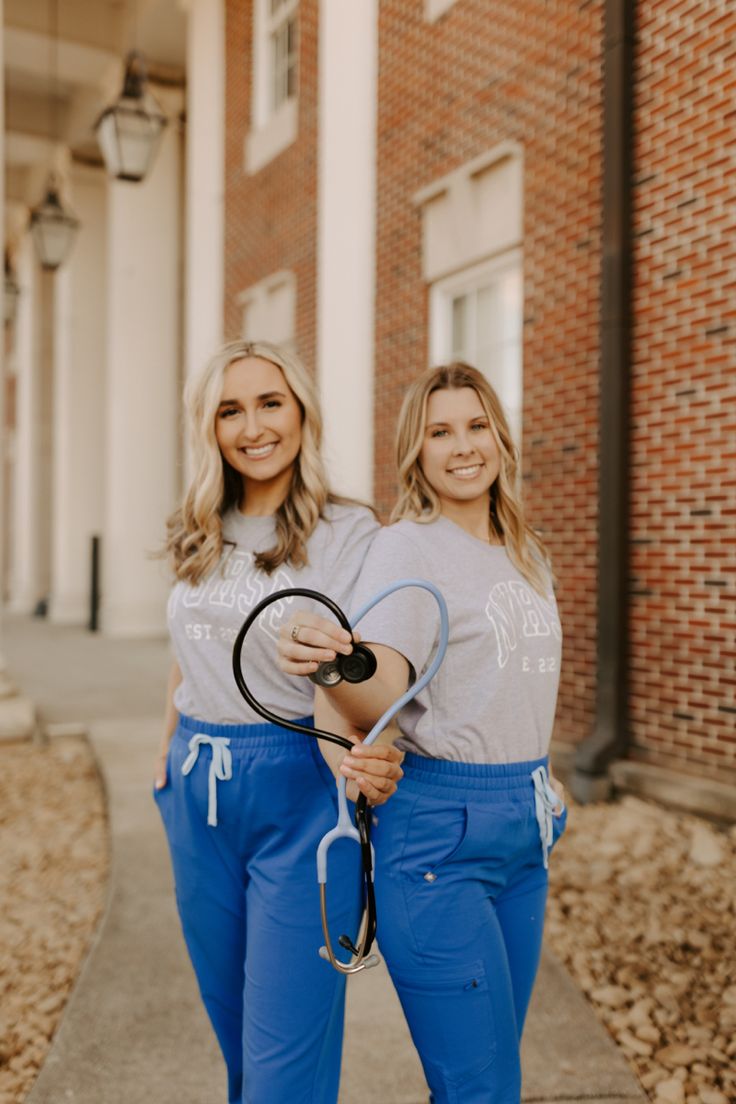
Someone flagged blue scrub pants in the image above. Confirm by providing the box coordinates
[154,714,360,1104]
[372,754,567,1104]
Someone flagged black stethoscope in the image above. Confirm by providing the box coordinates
[232,580,449,974]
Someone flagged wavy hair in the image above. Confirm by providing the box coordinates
[391,362,551,594]
[165,340,332,583]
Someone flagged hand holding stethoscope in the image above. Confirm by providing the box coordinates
[278,614,403,805]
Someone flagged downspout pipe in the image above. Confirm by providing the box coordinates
[571,0,634,802]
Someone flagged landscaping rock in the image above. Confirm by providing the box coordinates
[547,795,735,1104]
[0,736,108,1101]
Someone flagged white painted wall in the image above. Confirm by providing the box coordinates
[49,165,107,624]
[102,120,182,637]
[317,0,377,502]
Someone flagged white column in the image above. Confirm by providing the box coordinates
[8,239,51,614]
[185,0,225,381]
[0,0,6,685]
[102,114,182,637]
[317,0,377,501]
[49,165,107,624]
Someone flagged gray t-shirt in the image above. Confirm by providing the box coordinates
[350,516,562,763]
[169,503,379,724]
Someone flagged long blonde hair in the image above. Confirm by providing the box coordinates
[165,340,331,583]
[391,362,551,594]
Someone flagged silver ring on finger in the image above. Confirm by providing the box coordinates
[291,624,301,642]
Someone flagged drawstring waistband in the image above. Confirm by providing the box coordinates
[531,764,563,869]
[181,733,233,827]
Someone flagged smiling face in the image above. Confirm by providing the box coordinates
[215,356,303,510]
[419,386,501,515]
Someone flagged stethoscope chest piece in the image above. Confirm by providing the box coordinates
[309,642,378,688]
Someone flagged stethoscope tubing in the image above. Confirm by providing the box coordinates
[231,579,449,973]
[318,577,450,877]
[232,587,359,753]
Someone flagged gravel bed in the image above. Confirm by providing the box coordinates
[547,794,736,1104]
[0,736,109,1104]
[1,739,734,1104]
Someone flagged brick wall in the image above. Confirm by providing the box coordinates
[224,0,319,371]
[221,0,735,783]
[374,0,604,748]
[628,0,736,782]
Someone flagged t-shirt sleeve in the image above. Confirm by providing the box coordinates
[322,505,380,611]
[349,526,439,677]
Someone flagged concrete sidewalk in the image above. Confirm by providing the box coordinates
[4,614,645,1104]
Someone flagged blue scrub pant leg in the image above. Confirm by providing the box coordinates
[154,716,359,1104]
[381,874,548,1104]
[373,754,565,1104]
[495,880,548,1040]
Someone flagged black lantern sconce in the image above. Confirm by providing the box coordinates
[29,0,81,272]
[94,51,168,183]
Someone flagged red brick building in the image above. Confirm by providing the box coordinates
[223,0,735,812]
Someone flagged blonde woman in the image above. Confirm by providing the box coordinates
[154,340,403,1104]
[279,362,566,1103]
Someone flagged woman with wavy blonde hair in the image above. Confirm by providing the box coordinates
[279,361,566,1103]
[153,339,402,1104]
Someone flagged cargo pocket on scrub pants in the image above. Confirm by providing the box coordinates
[390,960,496,1091]
[397,800,472,957]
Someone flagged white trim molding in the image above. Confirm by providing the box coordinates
[425,0,458,23]
[237,269,296,346]
[414,141,523,282]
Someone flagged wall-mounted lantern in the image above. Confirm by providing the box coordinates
[94,51,168,183]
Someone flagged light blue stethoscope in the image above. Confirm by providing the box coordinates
[232,580,449,974]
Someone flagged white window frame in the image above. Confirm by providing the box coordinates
[246,0,299,174]
[429,250,524,445]
[237,270,296,348]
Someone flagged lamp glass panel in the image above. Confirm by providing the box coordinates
[96,111,122,176]
[96,97,166,181]
[31,217,75,270]
[116,111,163,179]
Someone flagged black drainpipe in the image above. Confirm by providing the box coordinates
[571,0,634,802]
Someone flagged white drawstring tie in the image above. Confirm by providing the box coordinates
[181,734,232,827]
[531,765,564,870]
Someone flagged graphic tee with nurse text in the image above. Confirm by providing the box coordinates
[350,516,562,764]
[169,503,378,725]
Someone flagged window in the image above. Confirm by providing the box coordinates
[269,0,298,112]
[430,252,523,445]
[416,143,524,443]
[246,0,299,174]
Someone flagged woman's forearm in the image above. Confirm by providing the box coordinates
[313,689,405,805]
[320,643,411,732]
